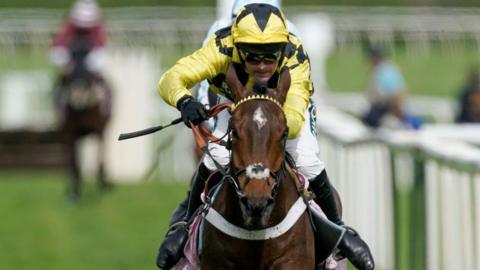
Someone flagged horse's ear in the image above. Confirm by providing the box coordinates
[275,67,291,105]
[225,63,248,101]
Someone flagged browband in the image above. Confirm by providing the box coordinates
[231,94,283,112]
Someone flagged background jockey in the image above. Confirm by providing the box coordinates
[49,0,107,84]
[156,4,374,270]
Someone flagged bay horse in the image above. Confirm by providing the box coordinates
[199,66,318,269]
[54,36,112,201]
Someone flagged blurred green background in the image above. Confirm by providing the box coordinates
[327,43,480,96]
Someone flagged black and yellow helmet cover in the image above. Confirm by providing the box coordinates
[232,3,289,46]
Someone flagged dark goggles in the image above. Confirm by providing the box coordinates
[239,49,282,65]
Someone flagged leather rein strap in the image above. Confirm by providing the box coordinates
[190,102,233,177]
[190,102,232,149]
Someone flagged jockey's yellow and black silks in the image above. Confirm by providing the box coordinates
[158,28,313,139]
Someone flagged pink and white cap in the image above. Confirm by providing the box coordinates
[70,0,100,28]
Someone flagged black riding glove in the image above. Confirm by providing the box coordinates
[177,96,208,127]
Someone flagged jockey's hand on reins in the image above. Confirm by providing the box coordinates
[177,96,208,128]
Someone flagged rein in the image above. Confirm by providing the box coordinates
[190,102,232,150]
[190,102,232,179]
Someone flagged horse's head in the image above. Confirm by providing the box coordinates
[226,64,291,229]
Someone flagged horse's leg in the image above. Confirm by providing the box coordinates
[66,136,81,201]
[96,131,112,192]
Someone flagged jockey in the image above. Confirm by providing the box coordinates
[156,4,374,270]
[49,0,107,81]
[197,0,299,131]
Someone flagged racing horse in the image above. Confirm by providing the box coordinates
[199,65,343,269]
[54,35,112,201]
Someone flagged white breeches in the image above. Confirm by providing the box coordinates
[202,96,325,180]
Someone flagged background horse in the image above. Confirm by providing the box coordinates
[200,66,316,269]
[54,35,112,201]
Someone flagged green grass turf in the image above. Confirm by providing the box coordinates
[0,47,52,71]
[0,170,188,270]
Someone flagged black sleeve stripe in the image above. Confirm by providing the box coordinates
[214,27,234,57]
[214,26,231,39]
[296,45,308,64]
[284,41,296,58]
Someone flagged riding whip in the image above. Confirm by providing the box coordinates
[118,102,232,141]
[118,117,182,140]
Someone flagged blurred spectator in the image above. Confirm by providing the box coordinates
[456,67,480,123]
[49,0,107,82]
[362,44,421,129]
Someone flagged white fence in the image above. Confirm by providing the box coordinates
[4,6,480,49]
[317,106,480,270]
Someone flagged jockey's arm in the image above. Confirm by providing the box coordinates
[283,41,314,139]
[158,37,226,108]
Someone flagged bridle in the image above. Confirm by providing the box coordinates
[198,95,314,242]
[194,94,288,200]
[230,94,289,198]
